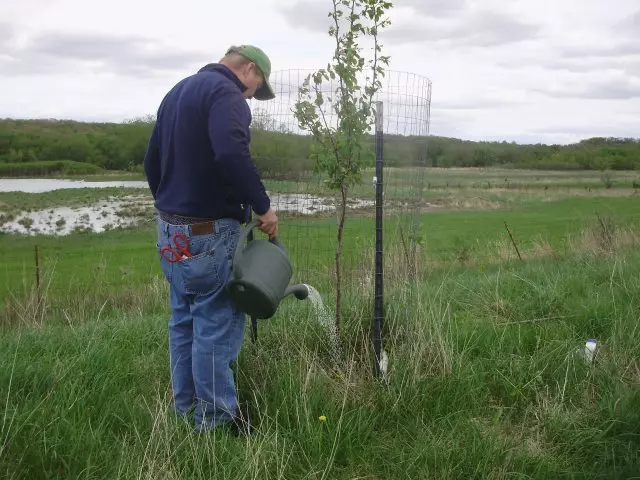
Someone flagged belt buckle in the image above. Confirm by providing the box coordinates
[191,222,215,236]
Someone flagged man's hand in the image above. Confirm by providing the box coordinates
[257,208,278,238]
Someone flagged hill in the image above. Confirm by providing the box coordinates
[1,118,639,179]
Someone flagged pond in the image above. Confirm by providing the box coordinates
[0,178,375,236]
[0,179,149,193]
[0,195,154,236]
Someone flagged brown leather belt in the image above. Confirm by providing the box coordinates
[190,222,215,235]
[157,210,216,235]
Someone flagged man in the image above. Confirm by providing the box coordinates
[143,45,278,435]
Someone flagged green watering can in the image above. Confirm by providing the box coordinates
[227,220,309,319]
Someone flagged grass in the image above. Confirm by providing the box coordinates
[258,168,640,216]
[1,169,640,478]
[79,172,146,182]
[92,167,640,193]
[2,194,640,323]
[1,248,639,478]
[0,160,104,177]
[1,169,146,182]
[263,167,640,199]
[0,188,149,214]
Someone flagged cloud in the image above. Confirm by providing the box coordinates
[383,11,539,47]
[280,0,470,28]
[532,122,640,140]
[504,56,638,75]
[551,58,640,78]
[494,7,640,74]
[535,75,640,100]
[497,39,640,78]
[0,0,638,144]
[280,1,538,47]
[560,41,640,59]
[0,22,14,44]
[435,98,523,110]
[0,31,208,78]
[429,109,472,138]
[402,0,469,18]
[628,61,640,77]
[279,1,342,33]
[617,9,640,32]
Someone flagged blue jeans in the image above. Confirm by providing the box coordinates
[156,217,246,431]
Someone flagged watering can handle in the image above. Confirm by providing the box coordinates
[233,220,286,277]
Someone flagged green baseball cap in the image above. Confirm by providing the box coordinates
[226,44,275,101]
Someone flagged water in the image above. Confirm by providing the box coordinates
[0,179,373,213]
[0,179,374,236]
[304,284,341,364]
[273,193,373,215]
[0,179,149,193]
[1,195,153,235]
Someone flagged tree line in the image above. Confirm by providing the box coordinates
[1,117,639,178]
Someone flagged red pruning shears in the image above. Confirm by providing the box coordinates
[161,233,193,263]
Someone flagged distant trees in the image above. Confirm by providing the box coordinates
[0,118,639,178]
[0,118,155,173]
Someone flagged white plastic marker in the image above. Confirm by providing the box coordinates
[380,350,389,380]
[584,338,597,364]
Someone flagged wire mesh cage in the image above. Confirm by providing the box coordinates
[248,68,432,344]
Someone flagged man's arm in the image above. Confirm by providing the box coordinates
[143,122,161,199]
[207,90,270,215]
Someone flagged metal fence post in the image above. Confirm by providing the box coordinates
[373,101,384,378]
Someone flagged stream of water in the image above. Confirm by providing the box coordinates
[303,284,341,364]
[303,284,389,378]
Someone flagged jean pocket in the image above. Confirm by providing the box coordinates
[156,243,173,283]
[175,248,222,296]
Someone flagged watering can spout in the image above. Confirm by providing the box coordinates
[284,283,310,301]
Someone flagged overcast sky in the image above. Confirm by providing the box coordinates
[1,0,638,144]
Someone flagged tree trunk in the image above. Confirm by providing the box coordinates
[335,183,348,333]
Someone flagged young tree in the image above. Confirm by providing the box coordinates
[293,0,392,332]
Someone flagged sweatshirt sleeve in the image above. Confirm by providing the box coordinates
[207,90,270,215]
[143,121,161,199]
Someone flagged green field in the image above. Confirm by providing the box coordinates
[1,169,639,478]
[242,167,640,200]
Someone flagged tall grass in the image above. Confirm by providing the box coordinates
[1,243,639,478]
[3,209,640,329]
[1,185,640,478]
[0,160,104,177]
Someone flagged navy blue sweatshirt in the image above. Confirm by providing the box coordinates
[143,63,270,222]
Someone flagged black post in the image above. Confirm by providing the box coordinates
[504,222,523,263]
[373,101,384,378]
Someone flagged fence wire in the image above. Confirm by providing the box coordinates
[248,69,432,294]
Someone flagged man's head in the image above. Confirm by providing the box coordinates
[220,45,275,101]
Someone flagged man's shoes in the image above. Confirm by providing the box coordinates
[192,402,255,437]
[224,414,254,437]
[227,401,254,437]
